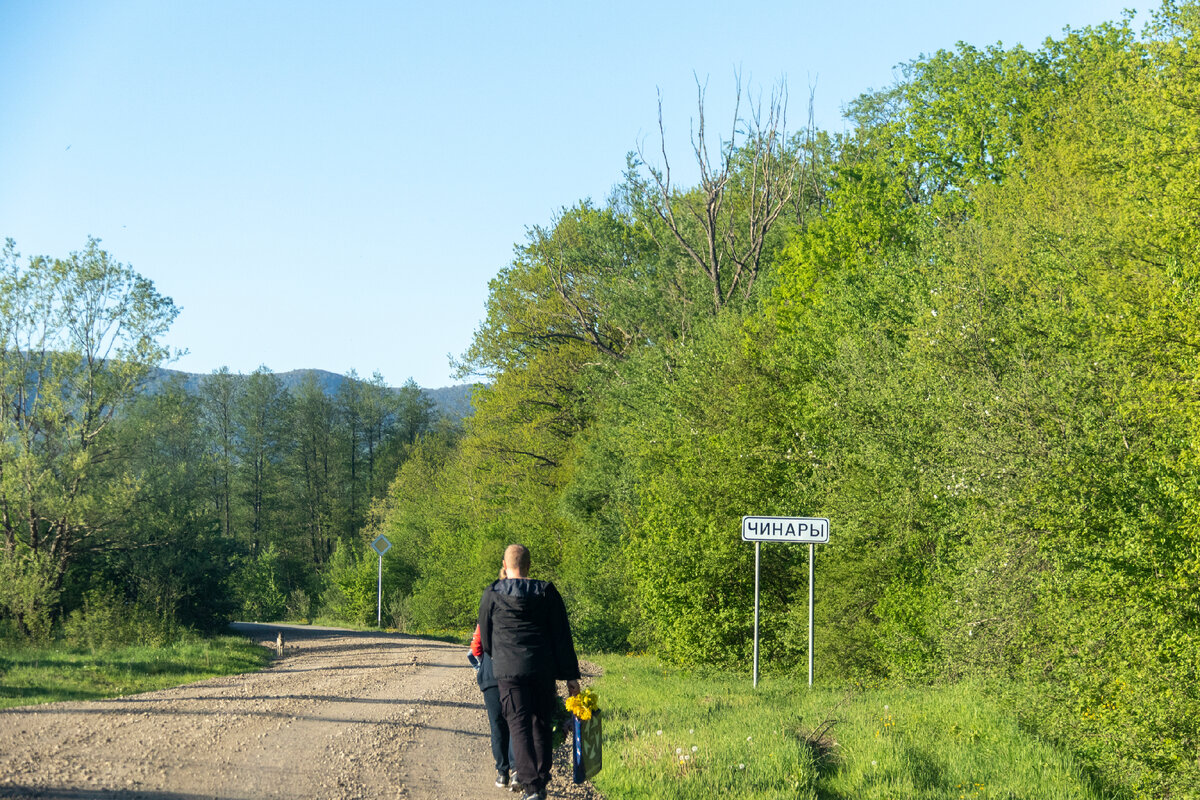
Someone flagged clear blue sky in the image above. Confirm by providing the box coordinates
[0,1,1141,388]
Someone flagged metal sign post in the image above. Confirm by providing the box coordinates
[808,542,815,687]
[370,535,392,627]
[753,541,761,687]
[741,516,830,687]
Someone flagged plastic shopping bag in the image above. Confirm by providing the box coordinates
[572,709,602,783]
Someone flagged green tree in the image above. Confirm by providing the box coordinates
[336,370,368,538]
[199,366,242,541]
[291,372,339,564]
[95,380,233,631]
[236,366,293,553]
[0,238,177,636]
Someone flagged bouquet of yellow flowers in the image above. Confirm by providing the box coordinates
[567,688,602,782]
[565,688,599,721]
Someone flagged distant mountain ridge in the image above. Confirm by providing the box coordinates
[146,366,476,419]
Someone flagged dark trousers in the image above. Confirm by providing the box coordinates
[499,677,555,792]
[482,685,512,773]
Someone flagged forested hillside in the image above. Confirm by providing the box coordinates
[373,6,1200,796]
[145,366,475,421]
[4,3,1199,796]
[0,256,458,636]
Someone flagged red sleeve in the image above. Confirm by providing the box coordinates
[470,624,483,657]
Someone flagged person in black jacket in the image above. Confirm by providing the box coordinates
[478,544,581,800]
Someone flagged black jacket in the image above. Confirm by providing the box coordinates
[478,577,581,683]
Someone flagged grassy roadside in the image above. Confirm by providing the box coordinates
[0,618,463,712]
[588,654,1118,800]
[0,636,273,710]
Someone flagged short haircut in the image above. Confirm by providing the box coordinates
[504,544,531,575]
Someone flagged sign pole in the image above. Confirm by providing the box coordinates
[740,516,829,689]
[752,541,761,688]
[808,542,815,687]
[377,553,383,628]
[369,534,392,629]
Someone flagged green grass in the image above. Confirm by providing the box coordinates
[0,635,273,710]
[588,654,1119,800]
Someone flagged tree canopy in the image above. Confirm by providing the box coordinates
[376,6,1200,795]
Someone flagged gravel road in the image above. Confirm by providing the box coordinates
[0,623,604,800]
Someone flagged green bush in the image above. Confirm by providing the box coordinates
[233,545,288,621]
[285,588,312,622]
[321,542,378,625]
[386,593,412,632]
[0,550,60,643]
[63,585,178,651]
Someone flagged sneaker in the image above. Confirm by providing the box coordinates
[518,791,546,800]
[494,770,509,788]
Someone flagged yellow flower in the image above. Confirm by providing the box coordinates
[565,688,600,721]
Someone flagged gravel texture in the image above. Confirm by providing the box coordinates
[0,623,604,800]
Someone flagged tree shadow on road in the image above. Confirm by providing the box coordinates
[0,788,218,799]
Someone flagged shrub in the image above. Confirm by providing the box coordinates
[63,585,178,651]
[0,550,60,643]
[285,588,312,623]
[321,542,378,625]
[386,593,413,632]
[233,545,288,622]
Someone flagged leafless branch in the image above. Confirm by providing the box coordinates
[634,73,802,313]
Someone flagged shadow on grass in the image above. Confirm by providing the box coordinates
[64,659,229,677]
[1,685,110,702]
[0,685,129,710]
[900,743,946,791]
[1012,716,1132,800]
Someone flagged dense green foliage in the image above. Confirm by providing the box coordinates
[374,6,1200,796]
[1,238,442,640]
[1,238,179,641]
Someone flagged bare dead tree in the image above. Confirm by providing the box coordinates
[790,82,827,227]
[636,72,804,314]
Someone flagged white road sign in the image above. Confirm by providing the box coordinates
[741,516,829,543]
[370,534,392,556]
[743,514,831,688]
